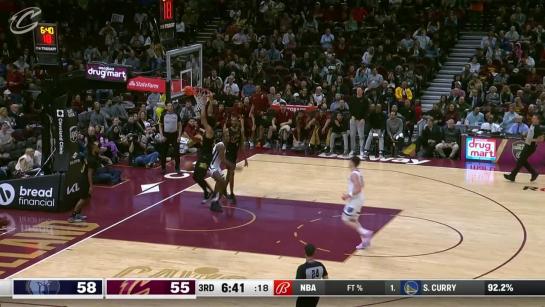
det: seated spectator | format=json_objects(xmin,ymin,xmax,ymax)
[
  {"xmin": 386, "ymin": 111, "xmax": 404, "ymax": 156},
  {"xmin": 182, "ymin": 117, "xmax": 200, "ymax": 153},
  {"xmin": 223, "ymin": 76, "xmax": 240, "ymax": 97},
  {"xmin": 395, "ymin": 81, "xmax": 413, "ymax": 103},
  {"xmin": 241, "ymin": 79, "xmax": 257, "ymax": 98},
  {"xmin": 480, "ymin": 112, "xmax": 501, "ymax": 133},
  {"xmin": 464, "ymin": 107, "xmax": 485, "ymax": 127},
  {"xmin": 0, "ymin": 122, "xmax": 13, "ymax": 158},
  {"xmin": 485, "ymin": 86, "xmax": 500, "ymax": 109},
  {"xmin": 320, "ymin": 28, "xmax": 335, "ymax": 50},
  {"xmin": 507, "ymin": 115, "xmax": 529, "ymax": 136},
  {"xmin": 0, "ymin": 107, "xmax": 14, "ymax": 127},
  {"xmin": 363, "ymin": 104, "xmax": 386, "ymax": 158},
  {"xmin": 128, "ymin": 133, "xmax": 159, "ymax": 167},
  {"xmin": 179, "ymin": 99, "xmax": 196, "ymax": 125},
  {"xmin": 266, "ymin": 102, "xmax": 292, "ymax": 150},
  {"xmin": 467, "ymin": 89, "xmax": 483, "ymax": 108},
  {"xmin": 87, "ymin": 141, "xmax": 122, "ymax": 185},
  {"xmin": 271, "ymin": 93, "xmax": 286, "ymax": 105},
  {"xmin": 417, "ymin": 117, "xmax": 442, "ymax": 158},
  {"xmin": 449, "ymin": 82, "xmax": 466, "ymax": 103},
  {"xmin": 15, "ymin": 147, "xmax": 42, "ymax": 177},
  {"xmin": 443, "ymin": 103, "xmax": 460, "ymax": 124},
  {"xmin": 435, "ymin": 119, "xmax": 460, "ymax": 159},
  {"xmin": 8, "ymin": 103, "xmax": 23, "ymax": 129},
  {"xmin": 326, "ymin": 111, "xmax": 349, "ymax": 157},
  {"xmin": 468, "ymin": 56, "xmax": 481, "ymax": 73},
  {"xmin": 90, "ymin": 102, "xmax": 108, "ymax": 128},
  {"xmin": 501, "ymin": 103, "xmax": 518, "ymax": 132}
]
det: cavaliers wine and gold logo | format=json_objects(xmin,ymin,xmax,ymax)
[
  {"xmin": 118, "ymin": 280, "xmax": 151, "ymax": 295},
  {"xmin": 511, "ymin": 141, "xmax": 525, "ymax": 159}
]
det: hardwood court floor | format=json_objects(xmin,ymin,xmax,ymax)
[{"xmin": 3, "ymin": 153, "xmax": 545, "ymax": 306}]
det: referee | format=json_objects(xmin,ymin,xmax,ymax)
[
  {"xmin": 504, "ymin": 114, "xmax": 544, "ymax": 182},
  {"xmin": 295, "ymin": 244, "xmax": 328, "ymax": 307}
]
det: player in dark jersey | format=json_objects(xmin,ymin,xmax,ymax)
[
  {"xmin": 193, "ymin": 97, "xmax": 216, "ymax": 206},
  {"xmin": 295, "ymin": 244, "xmax": 328, "ymax": 307},
  {"xmin": 224, "ymin": 113, "xmax": 248, "ymax": 203},
  {"xmin": 68, "ymin": 141, "xmax": 98, "ymax": 223}
]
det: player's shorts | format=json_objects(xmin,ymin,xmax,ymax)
[
  {"xmin": 342, "ymin": 193, "xmax": 364, "ymax": 222},
  {"xmin": 207, "ymin": 166, "xmax": 223, "ymax": 178},
  {"xmin": 226, "ymin": 143, "xmax": 239, "ymax": 163}
]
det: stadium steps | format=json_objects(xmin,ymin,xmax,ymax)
[
  {"xmin": 420, "ymin": 31, "xmax": 484, "ymax": 111},
  {"xmin": 194, "ymin": 17, "xmax": 222, "ymax": 44}
]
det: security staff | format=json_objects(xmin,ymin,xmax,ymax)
[{"xmin": 504, "ymin": 115, "xmax": 544, "ymax": 182}]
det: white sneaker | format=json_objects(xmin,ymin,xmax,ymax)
[
  {"xmin": 282, "ymin": 144, "xmax": 287, "ymax": 150},
  {"xmin": 348, "ymin": 151, "xmax": 354, "ymax": 156},
  {"xmin": 340, "ymin": 153, "xmax": 351, "ymax": 159},
  {"xmin": 249, "ymin": 141, "xmax": 255, "ymax": 149},
  {"xmin": 263, "ymin": 142, "xmax": 271, "ymax": 149}
]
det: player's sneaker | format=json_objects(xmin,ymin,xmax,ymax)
[
  {"xmin": 356, "ymin": 239, "xmax": 371, "ymax": 250},
  {"xmin": 210, "ymin": 201, "xmax": 223, "ymax": 212},
  {"xmin": 228, "ymin": 194, "xmax": 237, "ymax": 204},
  {"xmin": 531, "ymin": 172, "xmax": 539, "ymax": 182},
  {"xmin": 68, "ymin": 214, "xmax": 84, "ymax": 223},
  {"xmin": 503, "ymin": 173, "xmax": 515, "ymax": 182}
]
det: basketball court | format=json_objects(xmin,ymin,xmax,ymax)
[{"xmin": 1, "ymin": 152, "xmax": 544, "ymax": 306}]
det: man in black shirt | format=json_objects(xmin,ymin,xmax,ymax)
[
  {"xmin": 348, "ymin": 87, "xmax": 369, "ymax": 156},
  {"xmin": 417, "ymin": 117, "xmax": 443, "ymax": 158},
  {"xmin": 69, "ymin": 142, "xmax": 98, "ymax": 223},
  {"xmin": 295, "ymin": 244, "xmax": 328, "ymax": 307},
  {"xmin": 504, "ymin": 115, "xmax": 544, "ymax": 182},
  {"xmin": 363, "ymin": 104, "xmax": 386, "ymax": 158},
  {"xmin": 159, "ymin": 103, "xmax": 182, "ymax": 174},
  {"xmin": 435, "ymin": 119, "xmax": 460, "ymax": 159},
  {"xmin": 326, "ymin": 112, "xmax": 349, "ymax": 157}
]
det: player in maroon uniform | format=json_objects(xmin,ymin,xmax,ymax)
[
  {"xmin": 267, "ymin": 102, "xmax": 293, "ymax": 150},
  {"xmin": 249, "ymin": 85, "xmax": 270, "ymax": 148}
]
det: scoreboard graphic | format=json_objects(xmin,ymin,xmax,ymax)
[{"xmin": 3, "ymin": 279, "xmax": 545, "ymax": 299}]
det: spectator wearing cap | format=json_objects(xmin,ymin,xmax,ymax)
[{"xmin": 507, "ymin": 115, "xmax": 529, "ymax": 136}]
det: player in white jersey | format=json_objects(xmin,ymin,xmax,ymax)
[
  {"xmin": 207, "ymin": 141, "xmax": 234, "ymax": 212},
  {"xmin": 341, "ymin": 156, "xmax": 373, "ymax": 249}
]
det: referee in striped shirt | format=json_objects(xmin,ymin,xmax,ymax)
[
  {"xmin": 504, "ymin": 115, "xmax": 544, "ymax": 182},
  {"xmin": 295, "ymin": 244, "xmax": 328, "ymax": 307}
]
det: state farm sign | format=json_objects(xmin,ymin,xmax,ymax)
[{"xmin": 127, "ymin": 76, "xmax": 166, "ymax": 93}]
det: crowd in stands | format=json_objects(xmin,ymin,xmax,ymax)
[{"xmin": 2, "ymin": 0, "xmax": 545, "ymax": 180}]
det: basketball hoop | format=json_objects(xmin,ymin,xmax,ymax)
[{"xmin": 183, "ymin": 86, "xmax": 212, "ymax": 113}]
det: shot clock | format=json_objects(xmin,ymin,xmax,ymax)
[
  {"xmin": 197, "ymin": 280, "xmax": 274, "ymax": 297},
  {"xmin": 33, "ymin": 23, "xmax": 58, "ymax": 54}
]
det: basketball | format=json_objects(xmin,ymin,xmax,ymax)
[{"xmin": 183, "ymin": 86, "xmax": 195, "ymax": 96}]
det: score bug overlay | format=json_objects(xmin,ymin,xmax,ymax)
[
  {"xmin": 12, "ymin": 278, "xmax": 103, "ymax": 299},
  {"xmin": 106, "ymin": 278, "xmax": 196, "ymax": 299}
]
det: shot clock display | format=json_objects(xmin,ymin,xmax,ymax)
[
  {"xmin": 159, "ymin": 0, "xmax": 175, "ymax": 30},
  {"xmin": 196, "ymin": 280, "xmax": 274, "ymax": 297},
  {"xmin": 33, "ymin": 23, "xmax": 58, "ymax": 54}
]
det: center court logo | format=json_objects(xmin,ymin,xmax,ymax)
[{"xmin": 0, "ymin": 183, "xmax": 16, "ymax": 206}]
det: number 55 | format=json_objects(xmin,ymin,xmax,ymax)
[{"xmin": 170, "ymin": 281, "xmax": 190, "ymax": 293}]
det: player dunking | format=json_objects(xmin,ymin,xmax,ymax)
[
  {"xmin": 224, "ymin": 113, "xmax": 248, "ymax": 203},
  {"xmin": 341, "ymin": 156, "xmax": 373, "ymax": 249}
]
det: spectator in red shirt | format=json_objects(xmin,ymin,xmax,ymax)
[
  {"xmin": 249, "ymin": 85, "xmax": 270, "ymax": 147},
  {"xmin": 266, "ymin": 102, "xmax": 293, "ymax": 150},
  {"xmin": 6, "ymin": 64, "xmax": 24, "ymax": 95}
]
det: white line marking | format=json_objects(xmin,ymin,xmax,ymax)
[{"xmin": 7, "ymin": 154, "xmax": 255, "ymax": 278}]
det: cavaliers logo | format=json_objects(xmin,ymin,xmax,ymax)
[
  {"xmin": 118, "ymin": 280, "xmax": 151, "ymax": 295},
  {"xmin": 9, "ymin": 7, "xmax": 42, "ymax": 35},
  {"xmin": 511, "ymin": 141, "xmax": 525, "ymax": 159}
]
